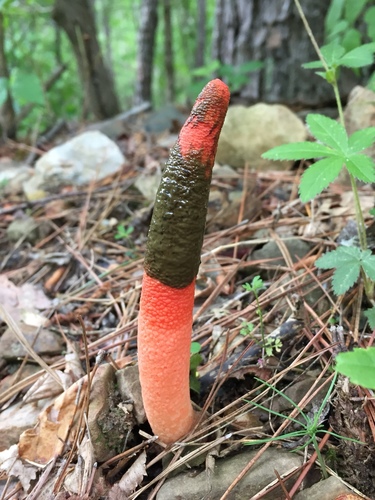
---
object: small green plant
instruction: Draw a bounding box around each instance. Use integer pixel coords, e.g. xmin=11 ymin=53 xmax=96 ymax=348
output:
xmin=262 ymin=0 xmax=375 ymax=390
xmin=262 ymin=8 xmax=375 ymax=300
xmin=114 ymin=224 xmax=134 ymax=240
xmin=241 ymin=277 xmax=282 ymax=358
xmin=324 ymin=0 xmax=375 ymax=81
xmin=240 ymin=320 xmax=255 ymax=336
xmin=263 ymin=337 xmax=282 ymax=358
xmin=245 ymin=374 xmax=363 ymax=478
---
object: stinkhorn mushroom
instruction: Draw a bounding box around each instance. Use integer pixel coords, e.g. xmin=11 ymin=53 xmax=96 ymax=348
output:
xmin=138 ymin=79 xmax=230 ymax=444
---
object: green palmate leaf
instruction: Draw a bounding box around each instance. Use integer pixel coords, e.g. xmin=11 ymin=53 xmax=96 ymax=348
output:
xmin=348 ymin=127 xmax=375 ymax=152
xmin=360 ymin=252 xmax=375 ymax=280
xmin=316 ymin=246 xmax=361 ymax=294
xmin=316 ymin=246 xmax=362 ymax=269
xmin=316 ymin=247 xmax=375 ymax=295
xmin=346 ymin=154 xmax=375 ymax=182
xmin=261 ymin=142 xmax=335 ymax=161
xmin=306 ymin=114 xmax=348 ymax=151
xmin=299 ymin=157 xmax=343 ymax=202
xmin=321 ymin=42 xmax=346 ymax=66
xmin=302 ymin=60 xmax=324 ymax=69
xmin=335 ymin=348 xmax=375 ymax=389
xmin=338 ymin=45 xmax=374 ymax=68
xmin=365 ymin=307 xmax=375 ymax=330
xmin=331 ymin=261 xmax=361 ymax=294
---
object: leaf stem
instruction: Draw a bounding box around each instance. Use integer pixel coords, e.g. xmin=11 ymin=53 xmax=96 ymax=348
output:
xmin=293 ymin=0 xmax=330 ymax=73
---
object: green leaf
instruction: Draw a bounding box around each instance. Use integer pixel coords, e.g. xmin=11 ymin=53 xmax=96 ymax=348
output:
xmin=342 ymin=28 xmax=362 ymax=53
xmin=360 ymin=251 xmax=375 ymax=280
xmin=335 ymin=348 xmax=375 ymax=389
xmin=325 ymin=0 xmax=345 ymax=37
xmin=331 ymin=261 xmax=361 ymax=294
xmin=348 ymin=127 xmax=375 ymax=152
xmin=189 ymin=352 xmax=202 ymax=371
xmin=189 ymin=372 xmax=201 ymax=394
xmin=346 ymin=154 xmax=375 ymax=182
xmin=10 ymin=69 xmax=44 ymax=106
xmin=338 ymin=45 xmax=374 ymax=68
xmin=302 ymin=60 xmax=324 ymax=69
xmin=299 ymin=157 xmax=343 ymax=202
xmin=262 ymin=142 xmax=336 ymax=161
xmin=316 ymin=246 xmax=361 ymax=269
xmin=316 ymin=246 xmax=362 ymax=294
xmin=365 ymin=6 xmax=375 ymax=39
xmin=327 ymin=19 xmax=348 ymax=40
xmin=190 ymin=342 xmax=201 ymax=355
xmin=344 ymin=0 xmax=368 ymax=25
xmin=306 ymin=114 xmax=348 ymax=151
xmin=321 ymin=42 xmax=346 ymax=66
xmin=364 ymin=307 xmax=375 ymax=330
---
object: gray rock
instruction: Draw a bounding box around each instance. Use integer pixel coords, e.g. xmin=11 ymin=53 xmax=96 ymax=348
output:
xmin=0 ymin=400 xmax=52 ymax=451
xmin=294 ymin=476 xmax=351 ymax=500
xmin=0 ymin=162 xmax=33 ymax=195
xmin=157 ymin=448 xmax=302 ymax=500
xmin=144 ymin=105 xmax=187 ymax=133
xmin=344 ymin=86 xmax=375 ymax=162
xmin=23 ymin=131 xmax=125 ymax=200
xmin=7 ymin=217 xmax=39 ymax=244
xmin=0 ymin=325 xmax=63 ymax=360
xmin=252 ymin=239 xmax=311 ymax=265
xmin=116 ymin=364 xmax=146 ymax=425
xmin=88 ymin=363 xmax=117 ymax=462
xmin=216 ymin=104 xmax=307 ymax=169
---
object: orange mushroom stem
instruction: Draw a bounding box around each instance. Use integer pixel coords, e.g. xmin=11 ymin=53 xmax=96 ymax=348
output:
xmin=138 ymin=79 xmax=230 ymax=444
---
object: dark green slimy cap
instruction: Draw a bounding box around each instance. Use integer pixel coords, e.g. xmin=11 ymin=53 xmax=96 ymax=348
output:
xmin=144 ymin=145 xmax=211 ymax=289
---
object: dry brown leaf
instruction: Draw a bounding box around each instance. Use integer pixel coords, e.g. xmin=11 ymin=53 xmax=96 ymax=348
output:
xmin=22 ymin=370 xmax=71 ymax=404
xmin=0 ymin=275 xmax=51 ymax=325
xmin=19 ymin=377 xmax=87 ymax=464
xmin=64 ymin=436 xmax=95 ymax=496
xmin=0 ymin=444 xmax=38 ymax=492
xmin=118 ymin=451 xmax=147 ymax=492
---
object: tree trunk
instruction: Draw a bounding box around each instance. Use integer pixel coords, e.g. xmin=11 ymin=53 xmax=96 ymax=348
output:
xmin=212 ymin=0 xmax=360 ymax=107
xmin=134 ymin=0 xmax=158 ymax=105
xmin=0 ymin=13 xmax=16 ymax=139
xmin=52 ymin=0 xmax=120 ymax=120
xmin=163 ymin=0 xmax=175 ymax=102
xmin=195 ymin=0 xmax=206 ymax=69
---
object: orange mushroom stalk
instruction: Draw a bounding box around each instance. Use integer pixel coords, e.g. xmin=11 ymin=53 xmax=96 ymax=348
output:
xmin=138 ymin=79 xmax=230 ymax=444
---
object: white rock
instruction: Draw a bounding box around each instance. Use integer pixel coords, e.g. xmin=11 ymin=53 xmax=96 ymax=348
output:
xmin=216 ymin=104 xmax=307 ymax=170
xmin=23 ymin=131 xmax=125 ymax=200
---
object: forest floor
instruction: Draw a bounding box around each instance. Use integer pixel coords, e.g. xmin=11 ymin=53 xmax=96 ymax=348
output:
xmin=0 ymin=127 xmax=374 ymax=499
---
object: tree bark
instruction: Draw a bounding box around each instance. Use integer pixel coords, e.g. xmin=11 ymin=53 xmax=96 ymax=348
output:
xmin=195 ymin=0 xmax=206 ymax=69
xmin=212 ymin=0 xmax=360 ymax=107
xmin=163 ymin=0 xmax=175 ymax=102
xmin=0 ymin=13 xmax=16 ymax=139
xmin=134 ymin=0 xmax=158 ymax=105
xmin=52 ymin=0 xmax=120 ymax=120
